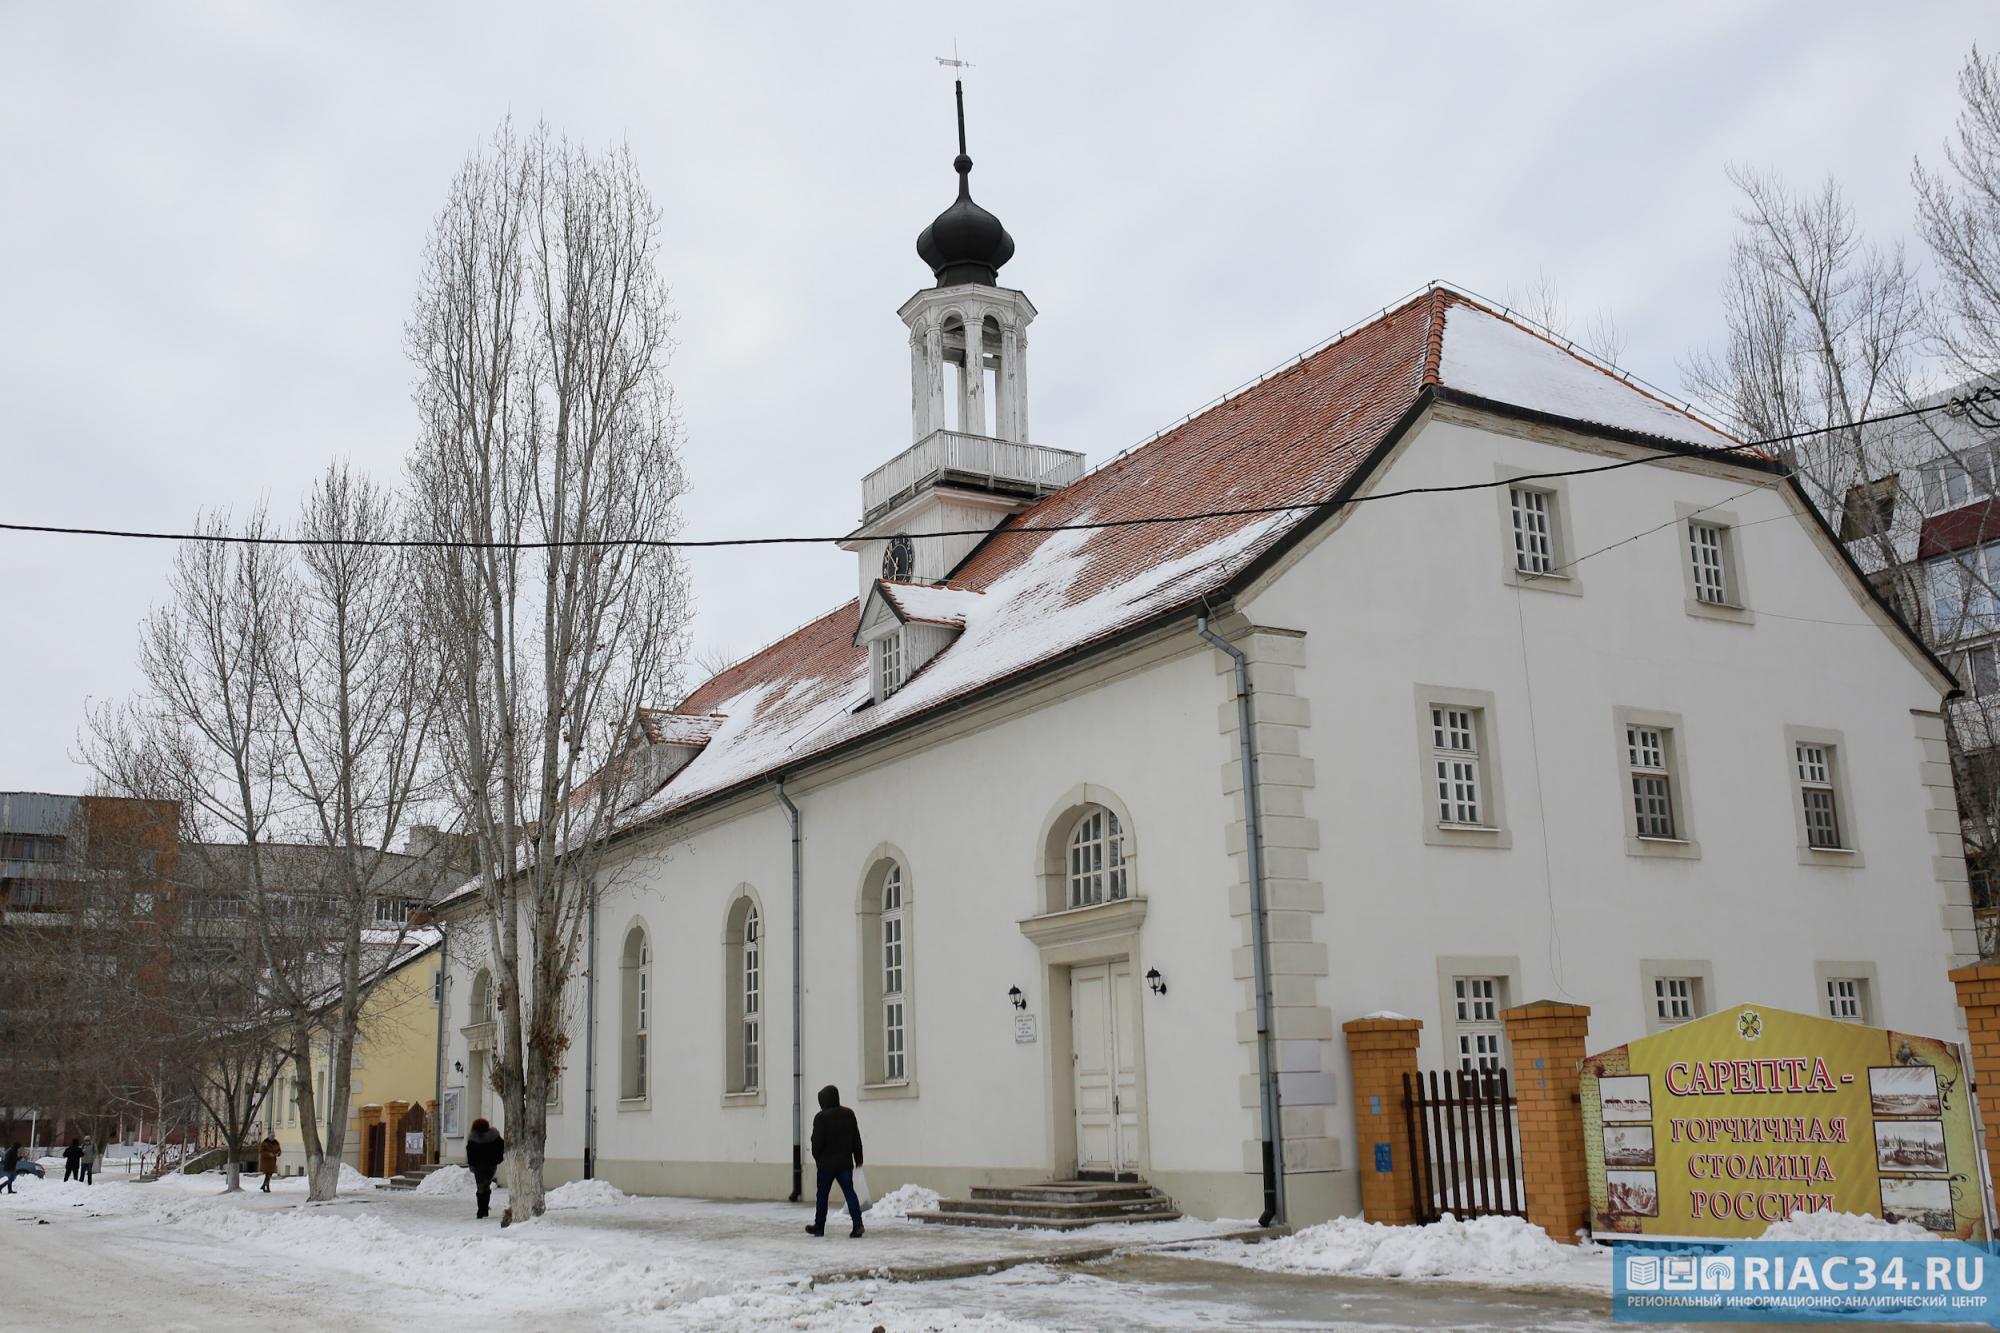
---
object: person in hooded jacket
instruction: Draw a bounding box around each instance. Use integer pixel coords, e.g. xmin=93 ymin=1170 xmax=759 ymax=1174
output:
xmin=465 ymin=1118 xmax=506 ymax=1220
xmin=805 ymin=1085 xmax=865 ymax=1238
xmin=1 ymin=1142 xmax=19 ymax=1194
xmin=62 ymin=1137 xmax=82 ymax=1182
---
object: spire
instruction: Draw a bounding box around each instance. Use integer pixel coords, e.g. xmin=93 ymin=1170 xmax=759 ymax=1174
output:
xmin=916 ymin=80 xmax=1015 ymax=288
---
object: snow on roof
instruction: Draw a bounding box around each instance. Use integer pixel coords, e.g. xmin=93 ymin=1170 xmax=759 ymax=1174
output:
xmin=635 ymin=709 xmax=726 ymax=747
xmin=463 ymin=288 xmax=1758 ymax=864
xmin=878 ymin=581 xmax=984 ymax=626
xmin=1435 ymin=301 xmax=1738 ymax=452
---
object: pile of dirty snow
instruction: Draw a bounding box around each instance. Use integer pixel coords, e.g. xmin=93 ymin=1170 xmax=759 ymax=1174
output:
xmin=546 ymin=1178 xmax=630 ymax=1210
xmin=337 ymin=1162 xmax=383 ymax=1191
xmin=1762 ymin=1211 xmax=1933 ymax=1241
xmin=1216 ymin=1213 xmax=1585 ymax=1281
xmin=865 ymin=1183 xmax=940 ymax=1221
xmin=415 ymin=1165 xmax=477 ymax=1196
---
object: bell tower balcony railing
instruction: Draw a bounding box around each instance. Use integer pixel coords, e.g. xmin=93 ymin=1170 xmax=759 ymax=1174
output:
xmin=862 ymin=429 xmax=1085 ymax=525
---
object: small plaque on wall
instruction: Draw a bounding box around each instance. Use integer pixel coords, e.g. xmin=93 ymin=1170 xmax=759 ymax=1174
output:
xmin=1014 ymin=1013 xmax=1037 ymax=1044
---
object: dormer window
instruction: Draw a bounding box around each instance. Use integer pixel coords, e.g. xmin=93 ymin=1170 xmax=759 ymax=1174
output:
xmin=876 ymin=631 xmax=908 ymax=697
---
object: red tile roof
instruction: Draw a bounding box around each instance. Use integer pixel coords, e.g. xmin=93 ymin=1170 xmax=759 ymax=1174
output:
xmin=636 ymin=287 xmax=1740 ymax=824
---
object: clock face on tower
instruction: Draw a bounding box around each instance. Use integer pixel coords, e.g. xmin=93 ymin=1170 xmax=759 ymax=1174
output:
xmin=883 ymin=535 xmax=915 ymax=582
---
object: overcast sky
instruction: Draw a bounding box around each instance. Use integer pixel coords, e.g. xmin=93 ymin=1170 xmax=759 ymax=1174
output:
xmin=2 ymin=2 xmax=1994 ymax=795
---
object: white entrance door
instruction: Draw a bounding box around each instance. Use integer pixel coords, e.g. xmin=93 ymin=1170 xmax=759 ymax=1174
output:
xmin=1071 ymin=961 xmax=1140 ymax=1176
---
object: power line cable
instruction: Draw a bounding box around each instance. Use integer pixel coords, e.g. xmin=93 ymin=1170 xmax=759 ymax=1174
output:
xmin=3 ymin=389 xmax=1995 ymax=553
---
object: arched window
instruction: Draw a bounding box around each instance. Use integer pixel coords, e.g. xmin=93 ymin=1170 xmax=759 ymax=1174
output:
xmin=881 ymin=867 xmax=906 ymax=1081
xmin=724 ymin=894 xmax=762 ymax=1095
xmin=1067 ymin=807 xmax=1129 ymax=907
xmin=859 ymin=857 xmax=913 ymax=1087
xmin=470 ymin=969 xmax=494 ymax=1024
xmin=621 ymin=926 xmax=650 ymax=1101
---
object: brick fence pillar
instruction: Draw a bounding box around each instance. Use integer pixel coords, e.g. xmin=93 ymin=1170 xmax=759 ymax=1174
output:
xmin=1950 ymin=963 xmax=2000 ymax=1209
xmin=1341 ymin=1015 xmax=1424 ymax=1225
xmin=1501 ymin=1000 xmax=1592 ymax=1244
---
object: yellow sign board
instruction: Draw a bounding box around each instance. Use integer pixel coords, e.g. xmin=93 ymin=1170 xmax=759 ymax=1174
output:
xmin=1580 ymin=1005 xmax=1986 ymax=1242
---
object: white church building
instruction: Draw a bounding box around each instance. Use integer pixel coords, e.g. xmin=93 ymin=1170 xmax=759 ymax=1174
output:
xmin=437 ymin=93 xmax=1976 ymax=1227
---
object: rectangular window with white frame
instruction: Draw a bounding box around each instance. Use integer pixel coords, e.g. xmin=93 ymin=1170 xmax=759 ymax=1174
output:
xmin=1614 ymin=708 xmax=1698 ymax=858
xmin=1494 ymin=466 xmax=1581 ymax=595
xmin=1639 ymin=960 xmax=1714 ymax=1034
xmin=1415 ymin=686 xmax=1510 ymax=848
xmin=1826 ymin=976 xmax=1867 ymax=1022
xmin=1677 ymin=502 xmax=1751 ymax=621
xmin=1653 ymin=976 xmax=1697 ymax=1025
xmin=1451 ymin=974 xmax=1508 ymax=1087
xmin=1786 ymin=726 xmax=1861 ymax=866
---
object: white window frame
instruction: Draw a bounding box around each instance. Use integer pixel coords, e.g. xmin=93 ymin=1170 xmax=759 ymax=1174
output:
xmin=1962 ymin=640 xmax=2000 ymax=699
xmin=1432 ymin=706 xmax=1483 ymax=827
xmin=1677 ymin=502 xmax=1752 ymax=624
xmin=1814 ymin=961 xmax=1878 ymax=1025
xmin=876 ymin=630 xmax=907 ymax=698
xmin=1414 ymin=685 xmax=1510 ymax=848
xmin=1639 ymin=959 xmax=1714 ymax=1035
xmin=1436 ymin=956 xmax=1518 ymax=1080
xmin=1494 ymin=465 xmax=1582 ymax=596
xmin=743 ymin=906 xmax=761 ymax=1091
xmin=722 ymin=893 xmax=767 ymax=1105
xmin=1786 ymin=726 xmax=1861 ymax=866
xmin=1453 ymin=976 xmax=1506 ymax=1078
xmin=1613 ymin=707 xmax=1698 ymax=858
xmin=1066 ymin=807 xmax=1129 ymax=908
xmin=882 ymin=864 xmax=906 ymax=1083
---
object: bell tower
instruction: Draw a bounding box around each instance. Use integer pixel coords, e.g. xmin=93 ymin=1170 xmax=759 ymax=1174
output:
xmin=845 ymin=80 xmax=1081 ymax=603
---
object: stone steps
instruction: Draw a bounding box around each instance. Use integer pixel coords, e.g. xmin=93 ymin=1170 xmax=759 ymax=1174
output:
xmin=912 ymin=1179 xmax=1181 ymax=1230
xmin=384 ymin=1163 xmax=448 ymax=1191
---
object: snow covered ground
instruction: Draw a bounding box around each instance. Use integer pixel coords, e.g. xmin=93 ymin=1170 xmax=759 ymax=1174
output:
xmin=6 ymin=1173 xmax=1924 ymax=1330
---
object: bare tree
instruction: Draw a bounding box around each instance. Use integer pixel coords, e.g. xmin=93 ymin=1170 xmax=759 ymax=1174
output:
xmin=406 ymin=120 xmax=690 ymax=1218
xmin=1504 ymin=266 xmax=1628 ymax=366
xmin=1916 ymin=44 xmax=2000 ymax=384
xmin=1681 ymin=166 xmax=1926 ymax=574
xmin=84 ymin=466 xmax=438 ymax=1201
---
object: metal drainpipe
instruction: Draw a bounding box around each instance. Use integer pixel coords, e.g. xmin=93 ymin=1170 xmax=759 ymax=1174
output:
xmin=1197 ymin=613 xmax=1287 ymax=1228
xmin=583 ymin=877 xmax=598 ymax=1181
xmin=774 ymin=779 xmax=804 ymax=1203
xmin=433 ymin=921 xmax=448 ymax=1166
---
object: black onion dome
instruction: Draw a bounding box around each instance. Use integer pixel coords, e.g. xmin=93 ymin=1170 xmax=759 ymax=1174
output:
xmin=916 ymin=87 xmax=1015 ymax=288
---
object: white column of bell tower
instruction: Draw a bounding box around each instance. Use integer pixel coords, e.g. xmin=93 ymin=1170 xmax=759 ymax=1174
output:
xmin=899 ymin=285 xmax=1037 ymax=445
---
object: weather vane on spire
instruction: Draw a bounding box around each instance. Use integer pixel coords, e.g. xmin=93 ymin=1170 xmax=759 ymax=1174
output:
xmin=935 ymin=39 xmax=972 ymax=72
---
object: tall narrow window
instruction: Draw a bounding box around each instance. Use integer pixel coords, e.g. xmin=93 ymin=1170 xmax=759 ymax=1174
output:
xmin=743 ymin=906 xmax=761 ymax=1091
xmin=1453 ymin=976 xmax=1504 ymax=1077
xmin=1797 ymin=743 xmax=1843 ymax=849
xmin=1509 ymin=486 xmax=1556 ymax=575
xmin=621 ymin=927 xmax=650 ymax=1101
xmin=1627 ymin=726 xmax=1676 ymax=839
xmin=1688 ymin=522 xmax=1730 ymax=605
xmin=881 ymin=865 xmax=906 ymax=1082
xmin=1432 ymin=707 xmax=1482 ymax=826
xmin=877 ymin=632 xmax=907 ymax=698
xmin=1066 ymin=807 xmax=1128 ymax=907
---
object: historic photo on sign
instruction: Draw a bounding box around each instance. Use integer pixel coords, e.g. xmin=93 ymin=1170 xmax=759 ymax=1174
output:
xmin=1607 ymin=1170 xmax=1660 ymax=1217
xmin=1603 ymin=1124 xmax=1655 ymax=1167
xmin=1869 ymin=1065 xmax=1942 ymax=1118
xmin=1874 ymin=1119 xmax=1949 ymax=1173
xmin=1881 ymin=1177 xmax=1956 ymax=1232
xmin=1599 ymin=1075 xmax=1652 ymax=1123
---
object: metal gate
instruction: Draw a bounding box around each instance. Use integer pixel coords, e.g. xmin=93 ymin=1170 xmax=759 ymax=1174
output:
xmin=1402 ymin=1068 xmax=1525 ymax=1221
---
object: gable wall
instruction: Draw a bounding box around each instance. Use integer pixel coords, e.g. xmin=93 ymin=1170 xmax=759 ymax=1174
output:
xmin=1244 ymin=414 xmax=1968 ymax=1177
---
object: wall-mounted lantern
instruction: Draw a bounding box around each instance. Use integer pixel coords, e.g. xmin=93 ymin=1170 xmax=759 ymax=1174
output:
xmin=1146 ymin=967 xmax=1167 ymax=997
xmin=454 ymin=1060 xmax=465 ymax=1075
xmin=1008 ymin=985 xmax=1027 ymax=1011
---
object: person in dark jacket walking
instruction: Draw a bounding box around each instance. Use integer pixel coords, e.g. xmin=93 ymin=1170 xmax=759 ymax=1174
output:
xmin=465 ymin=1118 xmax=505 ymax=1220
xmin=1 ymin=1142 xmax=19 ymax=1194
xmin=62 ymin=1137 xmax=82 ymax=1182
xmin=805 ymin=1085 xmax=865 ymax=1238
